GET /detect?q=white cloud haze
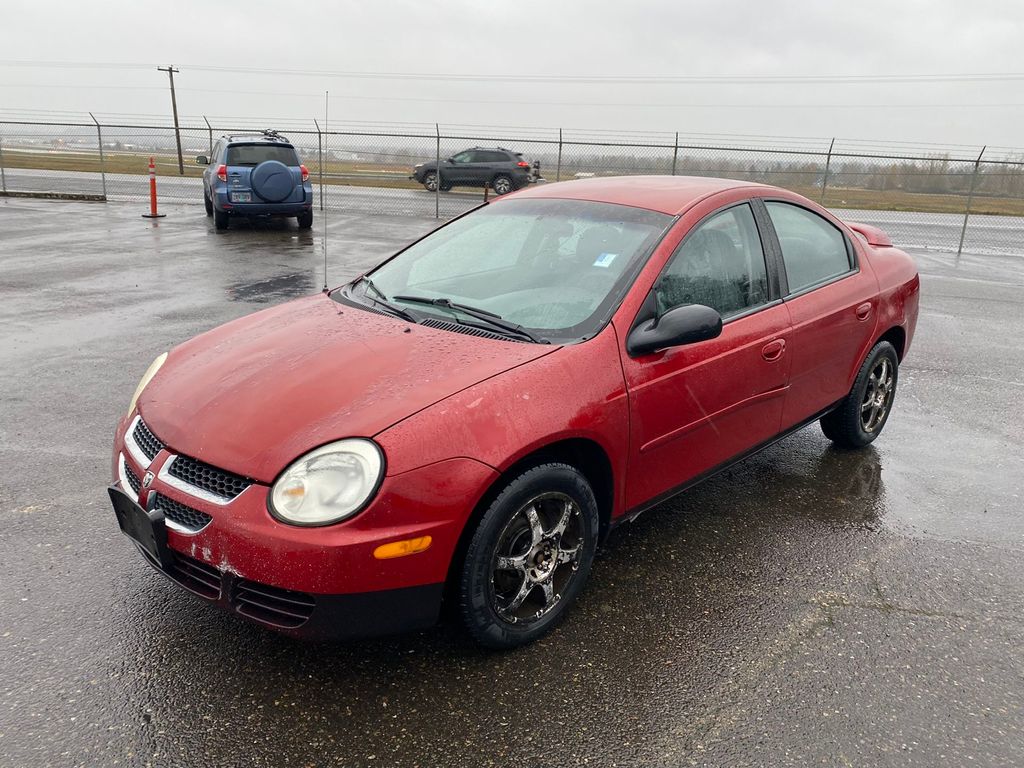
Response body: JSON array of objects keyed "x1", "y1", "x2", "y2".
[{"x1": 2, "y1": 0, "x2": 1023, "y2": 148}]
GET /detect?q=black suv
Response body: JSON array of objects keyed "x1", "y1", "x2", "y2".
[{"x1": 411, "y1": 147, "x2": 537, "y2": 195}]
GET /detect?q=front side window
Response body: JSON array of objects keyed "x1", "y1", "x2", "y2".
[
  {"x1": 655, "y1": 203, "x2": 770, "y2": 319},
  {"x1": 766, "y1": 202, "x2": 852, "y2": 294},
  {"x1": 225, "y1": 144, "x2": 299, "y2": 167},
  {"x1": 358, "y1": 199, "x2": 673, "y2": 343}
]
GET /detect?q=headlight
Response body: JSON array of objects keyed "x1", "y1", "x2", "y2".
[
  {"x1": 127, "y1": 352, "x2": 168, "y2": 417},
  {"x1": 270, "y1": 439, "x2": 384, "y2": 526}
]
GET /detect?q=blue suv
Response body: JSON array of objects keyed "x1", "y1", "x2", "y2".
[{"x1": 197, "y1": 131, "x2": 313, "y2": 230}]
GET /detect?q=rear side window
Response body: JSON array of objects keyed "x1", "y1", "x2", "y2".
[
  {"x1": 655, "y1": 203, "x2": 770, "y2": 319},
  {"x1": 226, "y1": 144, "x2": 299, "y2": 167},
  {"x1": 480, "y1": 151, "x2": 509, "y2": 162},
  {"x1": 766, "y1": 202, "x2": 852, "y2": 294}
]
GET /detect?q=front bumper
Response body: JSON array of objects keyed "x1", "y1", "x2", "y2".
[
  {"x1": 111, "y1": 413, "x2": 498, "y2": 640},
  {"x1": 128, "y1": 532, "x2": 443, "y2": 640}
]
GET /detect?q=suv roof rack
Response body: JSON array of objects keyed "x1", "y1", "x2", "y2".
[{"x1": 222, "y1": 129, "x2": 291, "y2": 144}]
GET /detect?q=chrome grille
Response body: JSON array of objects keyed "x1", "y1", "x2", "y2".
[
  {"x1": 151, "y1": 493, "x2": 213, "y2": 533},
  {"x1": 167, "y1": 455, "x2": 251, "y2": 501},
  {"x1": 124, "y1": 462, "x2": 142, "y2": 495},
  {"x1": 133, "y1": 419, "x2": 164, "y2": 461}
]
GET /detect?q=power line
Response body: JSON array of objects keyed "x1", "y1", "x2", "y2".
[
  {"x1": 1, "y1": 59, "x2": 1024, "y2": 84},
  {"x1": 2, "y1": 84, "x2": 1023, "y2": 110}
]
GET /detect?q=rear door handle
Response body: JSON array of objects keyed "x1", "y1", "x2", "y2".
[
  {"x1": 761, "y1": 338, "x2": 786, "y2": 362},
  {"x1": 856, "y1": 302, "x2": 873, "y2": 321}
]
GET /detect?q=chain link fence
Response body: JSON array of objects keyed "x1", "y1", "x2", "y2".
[{"x1": 1, "y1": 115, "x2": 1022, "y2": 256}]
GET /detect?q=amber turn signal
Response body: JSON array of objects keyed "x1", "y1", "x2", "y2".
[{"x1": 373, "y1": 536, "x2": 432, "y2": 560}]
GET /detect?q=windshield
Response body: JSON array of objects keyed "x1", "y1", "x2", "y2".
[
  {"x1": 226, "y1": 144, "x2": 299, "y2": 166},
  {"x1": 361, "y1": 199, "x2": 673, "y2": 343}
]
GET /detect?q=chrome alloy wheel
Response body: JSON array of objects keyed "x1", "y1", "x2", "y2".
[
  {"x1": 861, "y1": 357, "x2": 895, "y2": 433},
  {"x1": 491, "y1": 176, "x2": 513, "y2": 195},
  {"x1": 490, "y1": 492, "x2": 585, "y2": 624}
]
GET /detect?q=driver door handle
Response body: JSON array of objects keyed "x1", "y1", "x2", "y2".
[{"x1": 761, "y1": 338, "x2": 786, "y2": 362}]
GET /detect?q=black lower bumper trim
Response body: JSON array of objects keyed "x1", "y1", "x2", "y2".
[{"x1": 131, "y1": 543, "x2": 443, "y2": 641}]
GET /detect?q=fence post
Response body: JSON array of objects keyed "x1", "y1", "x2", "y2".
[
  {"x1": 89, "y1": 112, "x2": 107, "y2": 200},
  {"x1": 671, "y1": 131, "x2": 679, "y2": 176},
  {"x1": 314, "y1": 118, "x2": 324, "y2": 212},
  {"x1": 956, "y1": 145, "x2": 986, "y2": 263},
  {"x1": 203, "y1": 115, "x2": 213, "y2": 158},
  {"x1": 0, "y1": 133, "x2": 6, "y2": 194},
  {"x1": 556, "y1": 128, "x2": 563, "y2": 182},
  {"x1": 435, "y1": 123, "x2": 440, "y2": 219},
  {"x1": 819, "y1": 137, "x2": 835, "y2": 204}
]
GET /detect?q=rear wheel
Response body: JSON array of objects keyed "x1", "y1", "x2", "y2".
[
  {"x1": 203, "y1": 190, "x2": 213, "y2": 216},
  {"x1": 297, "y1": 210, "x2": 313, "y2": 229},
  {"x1": 423, "y1": 171, "x2": 439, "y2": 192},
  {"x1": 820, "y1": 340, "x2": 899, "y2": 448},
  {"x1": 491, "y1": 175, "x2": 514, "y2": 195},
  {"x1": 458, "y1": 463, "x2": 599, "y2": 650},
  {"x1": 214, "y1": 208, "x2": 229, "y2": 231}
]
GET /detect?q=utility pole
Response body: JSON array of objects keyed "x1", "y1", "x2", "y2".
[{"x1": 158, "y1": 65, "x2": 184, "y2": 174}]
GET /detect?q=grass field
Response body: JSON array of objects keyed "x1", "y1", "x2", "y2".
[{"x1": 3, "y1": 148, "x2": 1023, "y2": 216}]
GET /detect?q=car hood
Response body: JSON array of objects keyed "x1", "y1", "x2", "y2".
[{"x1": 138, "y1": 293, "x2": 557, "y2": 483}]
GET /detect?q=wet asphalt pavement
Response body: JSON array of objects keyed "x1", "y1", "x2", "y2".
[{"x1": 1, "y1": 198, "x2": 1023, "y2": 767}]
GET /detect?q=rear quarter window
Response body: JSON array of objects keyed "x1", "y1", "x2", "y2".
[{"x1": 766, "y1": 202, "x2": 852, "y2": 294}]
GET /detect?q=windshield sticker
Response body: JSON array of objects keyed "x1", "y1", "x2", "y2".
[{"x1": 593, "y1": 253, "x2": 618, "y2": 268}]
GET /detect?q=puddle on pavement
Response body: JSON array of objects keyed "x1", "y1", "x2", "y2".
[{"x1": 227, "y1": 271, "x2": 317, "y2": 303}]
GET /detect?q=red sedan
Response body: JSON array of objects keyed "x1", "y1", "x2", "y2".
[{"x1": 109, "y1": 176, "x2": 919, "y2": 649}]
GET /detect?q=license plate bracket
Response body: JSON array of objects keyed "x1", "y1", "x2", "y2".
[
  {"x1": 108, "y1": 486, "x2": 173, "y2": 570},
  {"x1": 232, "y1": 191, "x2": 252, "y2": 203}
]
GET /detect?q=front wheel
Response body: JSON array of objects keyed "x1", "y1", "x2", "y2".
[
  {"x1": 820, "y1": 340, "x2": 899, "y2": 448},
  {"x1": 422, "y1": 171, "x2": 439, "y2": 192},
  {"x1": 458, "y1": 463, "x2": 599, "y2": 650},
  {"x1": 297, "y1": 210, "x2": 313, "y2": 229}
]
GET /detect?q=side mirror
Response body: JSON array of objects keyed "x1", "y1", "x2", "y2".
[
  {"x1": 446, "y1": 157, "x2": 455, "y2": 163},
  {"x1": 627, "y1": 303, "x2": 722, "y2": 357},
  {"x1": 195, "y1": 155, "x2": 209, "y2": 165}
]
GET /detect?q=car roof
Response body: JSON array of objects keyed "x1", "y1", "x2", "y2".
[{"x1": 509, "y1": 175, "x2": 770, "y2": 216}]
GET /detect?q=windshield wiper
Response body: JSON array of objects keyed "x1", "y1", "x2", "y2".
[
  {"x1": 352, "y1": 276, "x2": 419, "y2": 323},
  {"x1": 392, "y1": 295, "x2": 546, "y2": 343}
]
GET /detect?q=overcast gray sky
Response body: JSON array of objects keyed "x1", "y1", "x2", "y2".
[{"x1": 2, "y1": 0, "x2": 1023, "y2": 150}]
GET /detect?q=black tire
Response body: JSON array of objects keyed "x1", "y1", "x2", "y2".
[
  {"x1": 440, "y1": 182, "x2": 452, "y2": 192},
  {"x1": 204, "y1": 190, "x2": 213, "y2": 216},
  {"x1": 297, "y1": 210, "x2": 313, "y2": 230},
  {"x1": 214, "y1": 208, "x2": 229, "y2": 231},
  {"x1": 491, "y1": 174, "x2": 514, "y2": 195},
  {"x1": 458, "y1": 463, "x2": 599, "y2": 650},
  {"x1": 820, "y1": 340, "x2": 899, "y2": 448},
  {"x1": 423, "y1": 171, "x2": 439, "y2": 192}
]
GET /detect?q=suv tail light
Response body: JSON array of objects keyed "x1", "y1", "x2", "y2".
[
  {"x1": 300, "y1": 164, "x2": 309, "y2": 182},
  {"x1": 216, "y1": 164, "x2": 227, "y2": 182},
  {"x1": 516, "y1": 161, "x2": 530, "y2": 168}
]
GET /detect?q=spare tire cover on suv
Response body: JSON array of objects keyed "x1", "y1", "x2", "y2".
[{"x1": 250, "y1": 160, "x2": 295, "y2": 203}]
